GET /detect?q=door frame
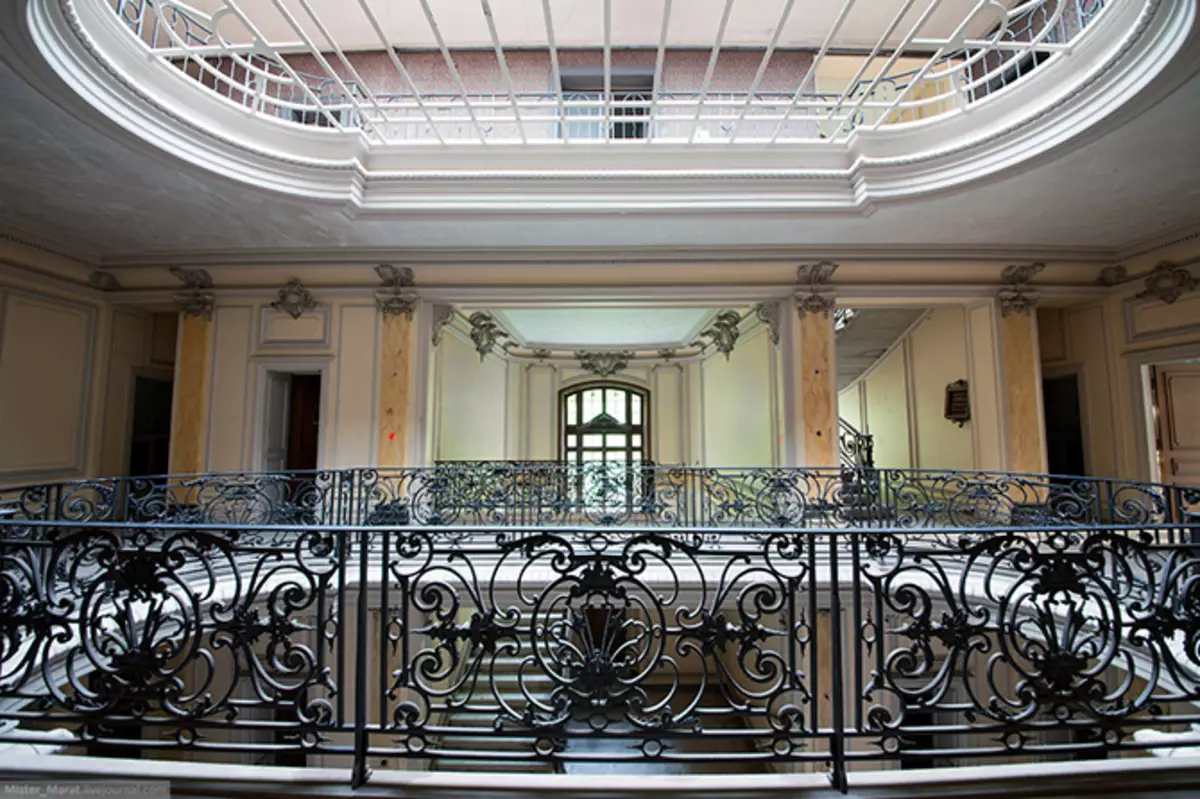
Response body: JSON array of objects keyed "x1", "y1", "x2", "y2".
[
  {"x1": 1125, "y1": 341, "x2": 1200, "y2": 483},
  {"x1": 251, "y1": 356, "x2": 332, "y2": 473},
  {"x1": 1040, "y1": 363, "x2": 1091, "y2": 478}
]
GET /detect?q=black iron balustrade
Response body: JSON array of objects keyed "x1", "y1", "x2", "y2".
[
  {"x1": 1, "y1": 510, "x2": 1200, "y2": 788},
  {"x1": 2, "y1": 465, "x2": 1196, "y2": 531},
  {"x1": 838, "y1": 419, "x2": 875, "y2": 469}
]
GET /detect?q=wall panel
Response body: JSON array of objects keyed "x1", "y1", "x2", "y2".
[{"x1": 207, "y1": 306, "x2": 253, "y2": 472}]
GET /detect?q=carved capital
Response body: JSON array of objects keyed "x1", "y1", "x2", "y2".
[
  {"x1": 794, "y1": 261, "x2": 838, "y2": 319},
  {"x1": 170, "y1": 267, "x2": 214, "y2": 319},
  {"x1": 577, "y1": 350, "x2": 634, "y2": 377},
  {"x1": 374, "y1": 265, "x2": 419, "y2": 318},
  {"x1": 375, "y1": 264, "x2": 415, "y2": 288},
  {"x1": 998, "y1": 261, "x2": 1044, "y2": 316},
  {"x1": 657, "y1": 348, "x2": 678, "y2": 361},
  {"x1": 1137, "y1": 262, "x2": 1198, "y2": 304},
  {"x1": 271, "y1": 279, "x2": 319, "y2": 319}
]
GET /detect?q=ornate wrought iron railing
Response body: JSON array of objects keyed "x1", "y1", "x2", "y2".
[
  {"x1": 838, "y1": 420, "x2": 875, "y2": 470},
  {"x1": 1, "y1": 508, "x2": 1198, "y2": 787},
  {"x1": 2, "y1": 465, "x2": 1196, "y2": 531}
]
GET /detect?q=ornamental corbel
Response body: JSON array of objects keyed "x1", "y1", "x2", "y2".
[
  {"x1": 997, "y1": 262, "x2": 1044, "y2": 317},
  {"x1": 169, "y1": 267, "x2": 215, "y2": 320},
  {"x1": 752, "y1": 301, "x2": 781, "y2": 346},
  {"x1": 431, "y1": 304, "x2": 455, "y2": 346},
  {"x1": 1136, "y1": 262, "x2": 1198, "y2": 304},
  {"x1": 88, "y1": 271, "x2": 120, "y2": 291},
  {"x1": 794, "y1": 261, "x2": 838, "y2": 318},
  {"x1": 577, "y1": 350, "x2": 633, "y2": 377},
  {"x1": 271, "y1": 278, "x2": 320, "y2": 319},
  {"x1": 468, "y1": 311, "x2": 510, "y2": 360},
  {"x1": 692, "y1": 309, "x2": 743, "y2": 359},
  {"x1": 374, "y1": 264, "x2": 419, "y2": 319}
]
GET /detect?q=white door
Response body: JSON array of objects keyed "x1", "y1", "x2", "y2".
[{"x1": 262, "y1": 371, "x2": 292, "y2": 473}]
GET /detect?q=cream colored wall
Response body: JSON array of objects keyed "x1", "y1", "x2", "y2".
[
  {"x1": 504, "y1": 358, "x2": 694, "y2": 465},
  {"x1": 839, "y1": 308, "x2": 977, "y2": 470},
  {"x1": 700, "y1": 326, "x2": 780, "y2": 467},
  {"x1": 432, "y1": 330, "x2": 507, "y2": 461},
  {"x1": 200, "y1": 299, "x2": 386, "y2": 472}
]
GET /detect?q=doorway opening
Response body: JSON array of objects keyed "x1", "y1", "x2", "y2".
[
  {"x1": 1150, "y1": 362, "x2": 1200, "y2": 488},
  {"x1": 262, "y1": 371, "x2": 322, "y2": 473},
  {"x1": 1042, "y1": 373, "x2": 1086, "y2": 478},
  {"x1": 127, "y1": 374, "x2": 173, "y2": 477}
]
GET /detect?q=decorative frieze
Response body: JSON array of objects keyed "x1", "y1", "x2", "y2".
[
  {"x1": 794, "y1": 261, "x2": 838, "y2": 318},
  {"x1": 374, "y1": 264, "x2": 419, "y2": 318},
  {"x1": 271, "y1": 278, "x2": 319, "y2": 319},
  {"x1": 468, "y1": 311, "x2": 510, "y2": 360},
  {"x1": 576, "y1": 350, "x2": 634, "y2": 377},
  {"x1": 997, "y1": 262, "x2": 1044, "y2": 317},
  {"x1": 169, "y1": 267, "x2": 215, "y2": 320}
]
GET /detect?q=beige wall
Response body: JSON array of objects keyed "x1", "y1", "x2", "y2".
[
  {"x1": 432, "y1": 330, "x2": 507, "y2": 461},
  {"x1": 839, "y1": 308, "x2": 977, "y2": 471},
  {"x1": 701, "y1": 326, "x2": 780, "y2": 467}
]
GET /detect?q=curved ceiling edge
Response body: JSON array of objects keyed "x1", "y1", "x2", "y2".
[{"x1": 2, "y1": 0, "x2": 1197, "y2": 214}]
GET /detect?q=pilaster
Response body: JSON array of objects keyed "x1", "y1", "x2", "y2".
[
  {"x1": 998, "y1": 310, "x2": 1048, "y2": 474},
  {"x1": 168, "y1": 312, "x2": 213, "y2": 475},
  {"x1": 377, "y1": 312, "x2": 413, "y2": 468}
]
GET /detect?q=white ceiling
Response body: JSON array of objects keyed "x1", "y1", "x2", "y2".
[
  {"x1": 497, "y1": 307, "x2": 713, "y2": 347},
  {"x1": 189, "y1": 0, "x2": 1010, "y2": 52},
  {"x1": 0, "y1": 57, "x2": 1199, "y2": 262}
]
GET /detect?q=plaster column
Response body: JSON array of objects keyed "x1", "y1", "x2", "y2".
[
  {"x1": 168, "y1": 312, "x2": 213, "y2": 475},
  {"x1": 377, "y1": 312, "x2": 413, "y2": 468},
  {"x1": 998, "y1": 309, "x2": 1047, "y2": 474}
]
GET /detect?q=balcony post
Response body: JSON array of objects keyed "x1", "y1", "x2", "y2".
[{"x1": 167, "y1": 307, "x2": 213, "y2": 475}]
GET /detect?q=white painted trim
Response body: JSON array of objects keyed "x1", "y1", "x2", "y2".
[
  {"x1": 1125, "y1": 340, "x2": 1200, "y2": 482},
  {"x1": 249, "y1": 355, "x2": 333, "y2": 472}
]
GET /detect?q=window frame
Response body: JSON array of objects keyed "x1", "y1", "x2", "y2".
[{"x1": 558, "y1": 381, "x2": 652, "y2": 467}]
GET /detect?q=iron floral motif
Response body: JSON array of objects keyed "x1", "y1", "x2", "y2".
[
  {"x1": 576, "y1": 350, "x2": 634, "y2": 377},
  {"x1": 468, "y1": 312, "x2": 510, "y2": 360},
  {"x1": 794, "y1": 261, "x2": 838, "y2": 318},
  {"x1": 693, "y1": 309, "x2": 743, "y2": 359},
  {"x1": 375, "y1": 264, "x2": 419, "y2": 319},
  {"x1": 169, "y1": 267, "x2": 215, "y2": 320},
  {"x1": 271, "y1": 279, "x2": 320, "y2": 319},
  {"x1": 998, "y1": 262, "x2": 1045, "y2": 317},
  {"x1": 1137, "y1": 262, "x2": 1198, "y2": 304}
]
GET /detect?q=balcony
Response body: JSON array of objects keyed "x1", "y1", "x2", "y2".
[
  {"x1": 105, "y1": 0, "x2": 1111, "y2": 145},
  {"x1": 1, "y1": 465, "x2": 1199, "y2": 791}
]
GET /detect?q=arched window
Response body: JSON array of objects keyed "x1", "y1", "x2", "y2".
[{"x1": 560, "y1": 382, "x2": 649, "y2": 467}]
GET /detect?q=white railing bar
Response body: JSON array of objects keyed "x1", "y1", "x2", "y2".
[
  {"x1": 686, "y1": 0, "x2": 735, "y2": 145},
  {"x1": 726, "y1": 0, "x2": 797, "y2": 143},
  {"x1": 823, "y1": 0, "x2": 942, "y2": 141},
  {"x1": 603, "y1": 0, "x2": 612, "y2": 142},
  {"x1": 479, "y1": 0, "x2": 528, "y2": 145},
  {"x1": 354, "y1": 0, "x2": 450, "y2": 144},
  {"x1": 414, "y1": 0, "x2": 490, "y2": 144},
  {"x1": 294, "y1": 0, "x2": 394, "y2": 141},
  {"x1": 912, "y1": 38, "x2": 1073, "y2": 52},
  {"x1": 149, "y1": 42, "x2": 306, "y2": 56},
  {"x1": 540, "y1": 0, "x2": 569, "y2": 143},
  {"x1": 265, "y1": 0, "x2": 382, "y2": 144},
  {"x1": 767, "y1": 0, "x2": 859, "y2": 144},
  {"x1": 644, "y1": 0, "x2": 673, "y2": 144},
  {"x1": 860, "y1": 0, "x2": 986, "y2": 134}
]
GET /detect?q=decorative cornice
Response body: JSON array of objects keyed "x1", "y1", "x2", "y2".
[
  {"x1": 373, "y1": 264, "x2": 418, "y2": 318},
  {"x1": 270, "y1": 278, "x2": 319, "y2": 319},
  {"x1": 1096, "y1": 264, "x2": 1128, "y2": 286},
  {"x1": 794, "y1": 261, "x2": 838, "y2": 318},
  {"x1": 576, "y1": 350, "x2": 634, "y2": 378},
  {"x1": 530, "y1": 348, "x2": 551, "y2": 360},
  {"x1": 692, "y1": 309, "x2": 743, "y2": 359},
  {"x1": 997, "y1": 262, "x2": 1044, "y2": 316},
  {"x1": 169, "y1": 267, "x2": 214, "y2": 319},
  {"x1": 1136, "y1": 262, "x2": 1198, "y2": 304},
  {"x1": 657, "y1": 348, "x2": 678, "y2": 361},
  {"x1": 430, "y1": 304, "x2": 455, "y2": 346},
  {"x1": 467, "y1": 311, "x2": 510, "y2": 360}
]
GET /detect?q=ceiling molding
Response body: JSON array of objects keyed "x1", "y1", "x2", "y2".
[
  {"x1": 1116, "y1": 219, "x2": 1200, "y2": 261},
  {"x1": 5, "y1": 0, "x2": 1195, "y2": 222}
]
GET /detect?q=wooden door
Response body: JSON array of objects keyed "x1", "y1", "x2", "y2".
[{"x1": 1156, "y1": 364, "x2": 1200, "y2": 487}]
